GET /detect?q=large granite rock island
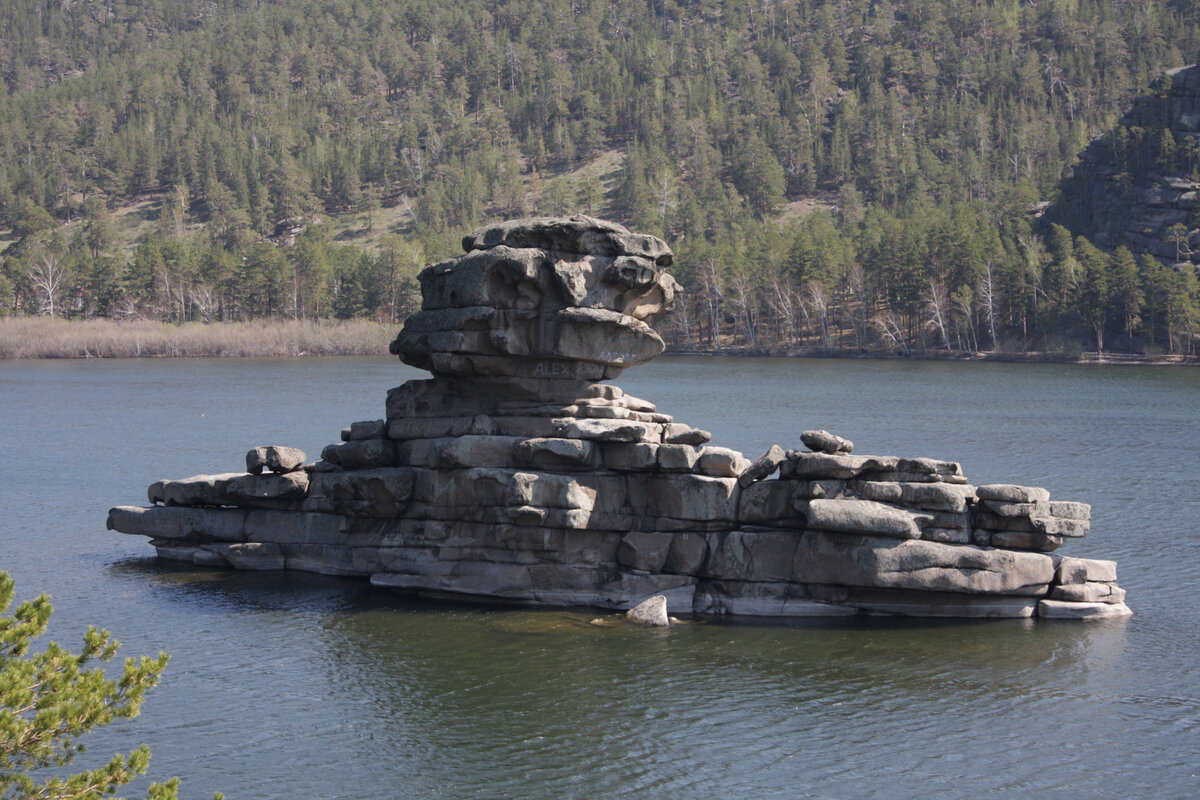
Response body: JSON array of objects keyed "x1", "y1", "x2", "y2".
[{"x1": 108, "y1": 215, "x2": 1131, "y2": 622}]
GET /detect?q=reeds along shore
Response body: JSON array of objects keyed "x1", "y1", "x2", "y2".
[
  {"x1": 2, "y1": 316, "x2": 1195, "y2": 364},
  {"x1": 0, "y1": 317, "x2": 395, "y2": 358}
]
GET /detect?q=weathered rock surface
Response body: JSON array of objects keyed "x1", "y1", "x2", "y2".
[
  {"x1": 108, "y1": 217, "x2": 1129, "y2": 622},
  {"x1": 801, "y1": 430, "x2": 854, "y2": 454},
  {"x1": 246, "y1": 446, "x2": 307, "y2": 475},
  {"x1": 626, "y1": 595, "x2": 670, "y2": 626},
  {"x1": 1050, "y1": 64, "x2": 1200, "y2": 269},
  {"x1": 389, "y1": 214, "x2": 679, "y2": 380}
]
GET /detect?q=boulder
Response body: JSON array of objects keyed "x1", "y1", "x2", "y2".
[
  {"x1": 463, "y1": 215, "x2": 673, "y2": 266},
  {"x1": 703, "y1": 530, "x2": 800, "y2": 582},
  {"x1": 851, "y1": 481, "x2": 974, "y2": 513},
  {"x1": 655, "y1": 443, "x2": 700, "y2": 472},
  {"x1": 803, "y1": 498, "x2": 926, "y2": 539},
  {"x1": 598, "y1": 442, "x2": 660, "y2": 470},
  {"x1": 976, "y1": 484, "x2": 1051, "y2": 504},
  {"x1": 1048, "y1": 582, "x2": 1127, "y2": 604},
  {"x1": 737, "y1": 480, "x2": 799, "y2": 524},
  {"x1": 697, "y1": 447, "x2": 751, "y2": 478},
  {"x1": 664, "y1": 533, "x2": 708, "y2": 575},
  {"x1": 321, "y1": 468, "x2": 415, "y2": 517},
  {"x1": 514, "y1": 437, "x2": 596, "y2": 469},
  {"x1": 793, "y1": 533, "x2": 1057, "y2": 596},
  {"x1": 246, "y1": 445, "x2": 307, "y2": 474},
  {"x1": 391, "y1": 216, "x2": 678, "y2": 379},
  {"x1": 342, "y1": 420, "x2": 387, "y2": 441},
  {"x1": 321, "y1": 439, "x2": 395, "y2": 470},
  {"x1": 663, "y1": 423, "x2": 712, "y2": 445},
  {"x1": 1056, "y1": 557, "x2": 1118, "y2": 585},
  {"x1": 224, "y1": 472, "x2": 310, "y2": 505},
  {"x1": 737, "y1": 445, "x2": 787, "y2": 487},
  {"x1": 555, "y1": 418, "x2": 659, "y2": 443},
  {"x1": 148, "y1": 472, "x2": 309, "y2": 508},
  {"x1": 988, "y1": 531, "x2": 1065, "y2": 552},
  {"x1": 625, "y1": 595, "x2": 670, "y2": 626},
  {"x1": 1049, "y1": 501, "x2": 1091, "y2": 520},
  {"x1": 642, "y1": 475, "x2": 739, "y2": 521},
  {"x1": 783, "y1": 452, "x2": 898, "y2": 480},
  {"x1": 801, "y1": 429, "x2": 854, "y2": 454},
  {"x1": 617, "y1": 532, "x2": 673, "y2": 572}
]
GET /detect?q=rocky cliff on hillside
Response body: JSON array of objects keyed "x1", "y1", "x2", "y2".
[
  {"x1": 107, "y1": 215, "x2": 1131, "y2": 622},
  {"x1": 1051, "y1": 64, "x2": 1200, "y2": 266}
]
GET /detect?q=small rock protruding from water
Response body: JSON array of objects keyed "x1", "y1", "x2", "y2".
[
  {"x1": 245, "y1": 445, "x2": 307, "y2": 475},
  {"x1": 626, "y1": 595, "x2": 670, "y2": 626},
  {"x1": 801, "y1": 430, "x2": 854, "y2": 455}
]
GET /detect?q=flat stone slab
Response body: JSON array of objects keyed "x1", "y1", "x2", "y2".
[
  {"x1": 1056, "y1": 557, "x2": 1118, "y2": 584},
  {"x1": 148, "y1": 472, "x2": 309, "y2": 508},
  {"x1": 804, "y1": 498, "x2": 925, "y2": 539},
  {"x1": 1037, "y1": 599, "x2": 1133, "y2": 620},
  {"x1": 977, "y1": 484, "x2": 1051, "y2": 504},
  {"x1": 793, "y1": 533, "x2": 1056, "y2": 596},
  {"x1": 108, "y1": 504, "x2": 247, "y2": 541}
]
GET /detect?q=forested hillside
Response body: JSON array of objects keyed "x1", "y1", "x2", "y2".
[{"x1": 2, "y1": 0, "x2": 1199, "y2": 356}]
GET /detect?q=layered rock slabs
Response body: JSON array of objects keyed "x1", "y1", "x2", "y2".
[
  {"x1": 107, "y1": 215, "x2": 1130, "y2": 621},
  {"x1": 390, "y1": 214, "x2": 678, "y2": 380}
]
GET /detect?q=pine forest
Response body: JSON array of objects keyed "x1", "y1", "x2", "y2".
[{"x1": 2, "y1": 0, "x2": 1199, "y2": 357}]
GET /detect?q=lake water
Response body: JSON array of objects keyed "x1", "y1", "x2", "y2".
[{"x1": 1, "y1": 355, "x2": 1197, "y2": 799}]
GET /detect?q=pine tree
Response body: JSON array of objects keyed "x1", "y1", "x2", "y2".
[
  {"x1": 1109, "y1": 246, "x2": 1143, "y2": 351},
  {"x1": 0, "y1": 571, "x2": 219, "y2": 800},
  {"x1": 1076, "y1": 236, "x2": 1111, "y2": 353}
]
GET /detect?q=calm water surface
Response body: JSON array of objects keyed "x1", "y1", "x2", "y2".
[{"x1": 1, "y1": 355, "x2": 1197, "y2": 799}]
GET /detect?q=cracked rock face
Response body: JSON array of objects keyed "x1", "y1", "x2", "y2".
[
  {"x1": 389, "y1": 215, "x2": 679, "y2": 381},
  {"x1": 1051, "y1": 64, "x2": 1200, "y2": 267}
]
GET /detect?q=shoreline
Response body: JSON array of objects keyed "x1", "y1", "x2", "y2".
[
  {"x1": 663, "y1": 347, "x2": 1199, "y2": 367},
  {"x1": 0, "y1": 317, "x2": 1195, "y2": 365}
]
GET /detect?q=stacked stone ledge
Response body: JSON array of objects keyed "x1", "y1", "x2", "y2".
[{"x1": 106, "y1": 216, "x2": 1130, "y2": 622}]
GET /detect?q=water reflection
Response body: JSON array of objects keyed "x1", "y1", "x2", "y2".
[
  {"x1": 6, "y1": 356, "x2": 1197, "y2": 799},
  {"x1": 116, "y1": 558, "x2": 1139, "y2": 799}
]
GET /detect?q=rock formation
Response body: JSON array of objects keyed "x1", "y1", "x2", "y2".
[
  {"x1": 108, "y1": 215, "x2": 1131, "y2": 621},
  {"x1": 1050, "y1": 64, "x2": 1200, "y2": 267}
]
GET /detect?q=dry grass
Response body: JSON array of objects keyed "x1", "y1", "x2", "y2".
[{"x1": 0, "y1": 317, "x2": 396, "y2": 359}]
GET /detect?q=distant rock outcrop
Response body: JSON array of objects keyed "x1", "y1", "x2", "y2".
[
  {"x1": 1050, "y1": 64, "x2": 1200, "y2": 267},
  {"x1": 108, "y1": 215, "x2": 1130, "y2": 621}
]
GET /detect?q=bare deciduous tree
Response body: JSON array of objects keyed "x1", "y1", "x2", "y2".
[
  {"x1": 27, "y1": 252, "x2": 70, "y2": 317},
  {"x1": 874, "y1": 312, "x2": 910, "y2": 355},
  {"x1": 926, "y1": 278, "x2": 952, "y2": 353},
  {"x1": 807, "y1": 281, "x2": 830, "y2": 347},
  {"x1": 189, "y1": 284, "x2": 219, "y2": 323},
  {"x1": 698, "y1": 256, "x2": 723, "y2": 346},
  {"x1": 767, "y1": 278, "x2": 799, "y2": 347},
  {"x1": 979, "y1": 263, "x2": 999, "y2": 350},
  {"x1": 727, "y1": 267, "x2": 758, "y2": 347}
]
